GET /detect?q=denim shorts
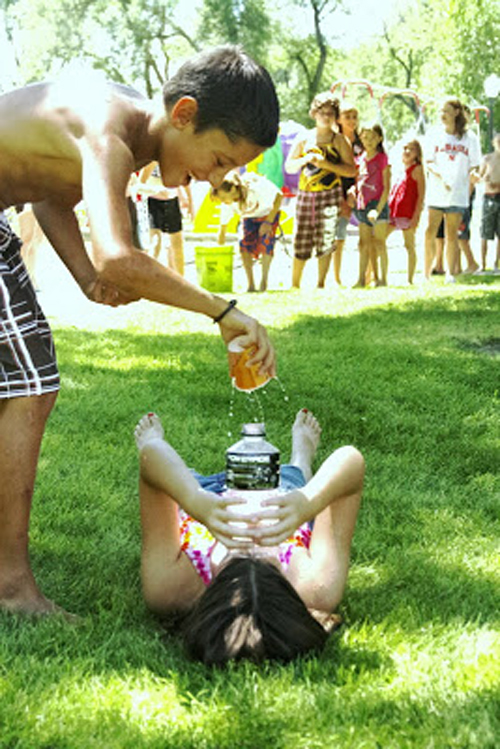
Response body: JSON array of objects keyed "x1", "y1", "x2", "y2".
[
  {"x1": 192, "y1": 465, "x2": 306, "y2": 494},
  {"x1": 355, "y1": 200, "x2": 389, "y2": 226}
]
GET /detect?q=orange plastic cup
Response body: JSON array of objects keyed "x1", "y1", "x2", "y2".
[{"x1": 228, "y1": 341, "x2": 271, "y2": 392}]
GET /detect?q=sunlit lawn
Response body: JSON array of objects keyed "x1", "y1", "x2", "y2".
[{"x1": 0, "y1": 278, "x2": 499, "y2": 748}]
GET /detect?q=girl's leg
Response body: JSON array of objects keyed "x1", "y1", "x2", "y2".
[
  {"x1": 291, "y1": 446, "x2": 364, "y2": 612},
  {"x1": 495, "y1": 238, "x2": 500, "y2": 270},
  {"x1": 402, "y1": 228, "x2": 417, "y2": 284},
  {"x1": 354, "y1": 224, "x2": 370, "y2": 287},
  {"x1": 444, "y1": 212, "x2": 462, "y2": 278},
  {"x1": 135, "y1": 417, "x2": 204, "y2": 614},
  {"x1": 259, "y1": 253, "x2": 273, "y2": 292},
  {"x1": 333, "y1": 240, "x2": 345, "y2": 285},
  {"x1": 424, "y1": 209, "x2": 443, "y2": 279},
  {"x1": 367, "y1": 228, "x2": 379, "y2": 284},
  {"x1": 374, "y1": 223, "x2": 388, "y2": 285},
  {"x1": 241, "y1": 252, "x2": 256, "y2": 292}
]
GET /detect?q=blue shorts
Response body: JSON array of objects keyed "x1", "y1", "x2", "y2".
[
  {"x1": 192, "y1": 465, "x2": 306, "y2": 494},
  {"x1": 355, "y1": 200, "x2": 389, "y2": 226}
]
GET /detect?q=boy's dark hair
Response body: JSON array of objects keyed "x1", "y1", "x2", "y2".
[
  {"x1": 163, "y1": 46, "x2": 279, "y2": 148},
  {"x1": 182, "y1": 556, "x2": 329, "y2": 665}
]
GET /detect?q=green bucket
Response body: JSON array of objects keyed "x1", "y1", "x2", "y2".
[{"x1": 195, "y1": 245, "x2": 234, "y2": 293}]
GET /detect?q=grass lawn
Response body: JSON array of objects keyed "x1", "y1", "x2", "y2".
[{"x1": 0, "y1": 279, "x2": 499, "y2": 748}]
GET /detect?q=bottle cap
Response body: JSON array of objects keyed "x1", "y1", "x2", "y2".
[{"x1": 241, "y1": 422, "x2": 265, "y2": 436}]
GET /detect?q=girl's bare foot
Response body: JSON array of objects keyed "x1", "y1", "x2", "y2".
[
  {"x1": 290, "y1": 409, "x2": 322, "y2": 481},
  {"x1": 134, "y1": 412, "x2": 165, "y2": 450}
]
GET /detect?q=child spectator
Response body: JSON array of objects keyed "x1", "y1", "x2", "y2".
[
  {"x1": 352, "y1": 124, "x2": 391, "y2": 287},
  {"x1": 478, "y1": 133, "x2": 500, "y2": 272},
  {"x1": 335, "y1": 102, "x2": 363, "y2": 285},
  {"x1": 212, "y1": 170, "x2": 282, "y2": 292},
  {"x1": 138, "y1": 162, "x2": 193, "y2": 276},
  {"x1": 285, "y1": 93, "x2": 356, "y2": 289},
  {"x1": 424, "y1": 99, "x2": 481, "y2": 281},
  {"x1": 387, "y1": 140, "x2": 425, "y2": 284}
]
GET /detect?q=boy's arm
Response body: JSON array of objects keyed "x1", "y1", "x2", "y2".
[
  {"x1": 79, "y1": 133, "x2": 276, "y2": 373},
  {"x1": 32, "y1": 199, "x2": 132, "y2": 306}
]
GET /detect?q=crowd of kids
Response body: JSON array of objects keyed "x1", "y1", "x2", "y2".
[{"x1": 210, "y1": 96, "x2": 496, "y2": 289}]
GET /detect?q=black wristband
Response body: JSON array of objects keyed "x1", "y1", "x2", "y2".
[{"x1": 213, "y1": 299, "x2": 237, "y2": 324}]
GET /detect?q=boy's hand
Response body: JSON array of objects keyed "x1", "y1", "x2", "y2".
[
  {"x1": 218, "y1": 307, "x2": 276, "y2": 377},
  {"x1": 84, "y1": 278, "x2": 137, "y2": 306},
  {"x1": 252, "y1": 489, "x2": 309, "y2": 547}
]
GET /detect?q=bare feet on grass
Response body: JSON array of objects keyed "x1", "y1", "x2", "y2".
[
  {"x1": 134, "y1": 412, "x2": 165, "y2": 451},
  {"x1": 0, "y1": 571, "x2": 78, "y2": 621},
  {"x1": 290, "y1": 409, "x2": 322, "y2": 482}
]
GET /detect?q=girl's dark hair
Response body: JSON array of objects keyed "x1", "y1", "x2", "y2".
[
  {"x1": 445, "y1": 99, "x2": 467, "y2": 139},
  {"x1": 182, "y1": 556, "x2": 329, "y2": 665},
  {"x1": 362, "y1": 123, "x2": 385, "y2": 153},
  {"x1": 406, "y1": 139, "x2": 423, "y2": 164},
  {"x1": 163, "y1": 45, "x2": 279, "y2": 148}
]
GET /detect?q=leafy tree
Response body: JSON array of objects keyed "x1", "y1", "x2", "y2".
[
  {"x1": 2, "y1": 0, "x2": 199, "y2": 95},
  {"x1": 197, "y1": 0, "x2": 273, "y2": 64}
]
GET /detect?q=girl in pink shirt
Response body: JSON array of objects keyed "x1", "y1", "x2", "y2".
[{"x1": 352, "y1": 124, "x2": 391, "y2": 287}]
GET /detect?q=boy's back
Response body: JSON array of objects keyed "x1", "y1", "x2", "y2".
[{"x1": 0, "y1": 78, "x2": 149, "y2": 211}]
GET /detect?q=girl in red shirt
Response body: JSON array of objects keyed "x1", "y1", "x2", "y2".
[{"x1": 388, "y1": 140, "x2": 426, "y2": 284}]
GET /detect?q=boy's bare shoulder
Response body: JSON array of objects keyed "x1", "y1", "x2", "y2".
[{"x1": 0, "y1": 76, "x2": 149, "y2": 143}]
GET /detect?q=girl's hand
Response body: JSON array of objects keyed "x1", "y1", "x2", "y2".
[
  {"x1": 258, "y1": 221, "x2": 272, "y2": 237},
  {"x1": 367, "y1": 209, "x2": 378, "y2": 225},
  {"x1": 190, "y1": 490, "x2": 256, "y2": 549},
  {"x1": 251, "y1": 489, "x2": 309, "y2": 547}
]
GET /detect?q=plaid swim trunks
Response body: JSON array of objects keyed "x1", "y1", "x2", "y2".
[
  {"x1": 293, "y1": 186, "x2": 342, "y2": 260},
  {"x1": 0, "y1": 213, "x2": 60, "y2": 398}
]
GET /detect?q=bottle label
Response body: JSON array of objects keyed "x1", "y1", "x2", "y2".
[{"x1": 226, "y1": 453, "x2": 280, "y2": 490}]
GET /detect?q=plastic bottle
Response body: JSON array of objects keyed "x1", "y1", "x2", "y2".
[{"x1": 225, "y1": 422, "x2": 280, "y2": 490}]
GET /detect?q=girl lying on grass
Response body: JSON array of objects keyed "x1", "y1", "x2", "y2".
[{"x1": 134, "y1": 409, "x2": 364, "y2": 665}]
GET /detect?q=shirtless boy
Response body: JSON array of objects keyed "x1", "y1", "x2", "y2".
[
  {"x1": 0, "y1": 45, "x2": 279, "y2": 615},
  {"x1": 478, "y1": 134, "x2": 500, "y2": 272}
]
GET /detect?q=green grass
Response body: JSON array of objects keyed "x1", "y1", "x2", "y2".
[{"x1": 1, "y1": 282, "x2": 499, "y2": 748}]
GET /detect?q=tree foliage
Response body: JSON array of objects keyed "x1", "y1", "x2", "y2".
[{"x1": 1, "y1": 0, "x2": 499, "y2": 138}]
